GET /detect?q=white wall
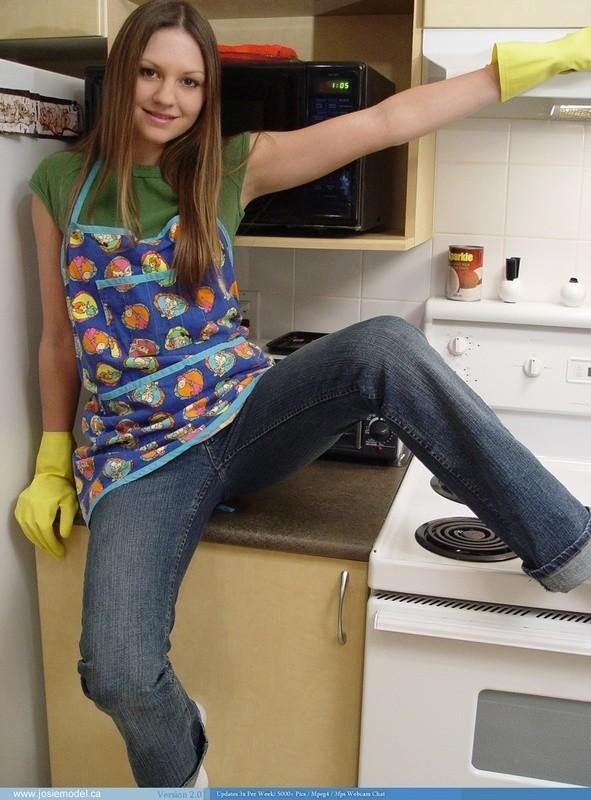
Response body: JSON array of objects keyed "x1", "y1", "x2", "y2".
[{"x1": 239, "y1": 117, "x2": 591, "y2": 340}]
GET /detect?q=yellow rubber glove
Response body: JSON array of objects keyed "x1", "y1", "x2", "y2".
[
  {"x1": 14, "y1": 432, "x2": 79, "y2": 560},
  {"x1": 492, "y1": 27, "x2": 591, "y2": 102}
]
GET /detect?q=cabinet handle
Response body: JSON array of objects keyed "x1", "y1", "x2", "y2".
[{"x1": 337, "y1": 570, "x2": 349, "y2": 645}]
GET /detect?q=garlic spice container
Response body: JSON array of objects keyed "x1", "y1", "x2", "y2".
[{"x1": 446, "y1": 245, "x2": 484, "y2": 301}]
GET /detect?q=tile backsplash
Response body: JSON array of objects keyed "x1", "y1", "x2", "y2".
[
  {"x1": 431, "y1": 117, "x2": 591, "y2": 304},
  {"x1": 236, "y1": 117, "x2": 591, "y2": 340},
  {"x1": 234, "y1": 242, "x2": 431, "y2": 341}
]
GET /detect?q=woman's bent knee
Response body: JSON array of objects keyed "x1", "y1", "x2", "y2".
[
  {"x1": 78, "y1": 656, "x2": 168, "y2": 713},
  {"x1": 345, "y1": 315, "x2": 429, "y2": 367}
]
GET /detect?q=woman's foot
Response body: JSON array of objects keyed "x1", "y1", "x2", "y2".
[{"x1": 194, "y1": 765, "x2": 208, "y2": 788}]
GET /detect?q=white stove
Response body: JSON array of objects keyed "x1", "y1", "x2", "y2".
[
  {"x1": 358, "y1": 298, "x2": 591, "y2": 788},
  {"x1": 370, "y1": 455, "x2": 591, "y2": 613}
]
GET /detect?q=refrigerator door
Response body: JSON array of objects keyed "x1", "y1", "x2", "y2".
[{"x1": 0, "y1": 58, "x2": 83, "y2": 787}]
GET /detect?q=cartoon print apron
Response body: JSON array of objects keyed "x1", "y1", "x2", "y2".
[{"x1": 62, "y1": 162, "x2": 272, "y2": 525}]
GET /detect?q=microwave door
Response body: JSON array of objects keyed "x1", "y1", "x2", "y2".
[{"x1": 220, "y1": 61, "x2": 307, "y2": 137}]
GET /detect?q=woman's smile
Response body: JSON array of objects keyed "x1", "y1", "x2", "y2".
[{"x1": 142, "y1": 108, "x2": 180, "y2": 124}]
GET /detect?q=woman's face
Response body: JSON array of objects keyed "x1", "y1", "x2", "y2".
[{"x1": 132, "y1": 27, "x2": 206, "y2": 164}]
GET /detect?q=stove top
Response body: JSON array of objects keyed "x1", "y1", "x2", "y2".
[
  {"x1": 415, "y1": 517, "x2": 517, "y2": 562},
  {"x1": 370, "y1": 454, "x2": 591, "y2": 613},
  {"x1": 368, "y1": 299, "x2": 591, "y2": 613}
]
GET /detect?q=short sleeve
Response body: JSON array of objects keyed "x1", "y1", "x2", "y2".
[
  {"x1": 29, "y1": 150, "x2": 83, "y2": 234},
  {"x1": 29, "y1": 157, "x2": 56, "y2": 223}
]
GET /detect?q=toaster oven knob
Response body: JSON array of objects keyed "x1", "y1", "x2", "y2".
[
  {"x1": 448, "y1": 336, "x2": 469, "y2": 356},
  {"x1": 368, "y1": 418, "x2": 391, "y2": 442},
  {"x1": 523, "y1": 356, "x2": 544, "y2": 377}
]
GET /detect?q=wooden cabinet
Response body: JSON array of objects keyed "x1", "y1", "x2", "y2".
[
  {"x1": 36, "y1": 528, "x2": 368, "y2": 787},
  {"x1": 0, "y1": 0, "x2": 104, "y2": 39},
  {"x1": 0, "y1": 0, "x2": 134, "y2": 45},
  {"x1": 423, "y1": 0, "x2": 591, "y2": 28},
  {"x1": 0, "y1": 0, "x2": 135, "y2": 76},
  {"x1": 130, "y1": 0, "x2": 435, "y2": 252}
]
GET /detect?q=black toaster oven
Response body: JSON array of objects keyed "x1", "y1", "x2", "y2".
[{"x1": 266, "y1": 331, "x2": 410, "y2": 465}]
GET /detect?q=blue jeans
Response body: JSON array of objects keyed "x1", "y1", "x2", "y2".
[{"x1": 78, "y1": 317, "x2": 591, "y2": 787}]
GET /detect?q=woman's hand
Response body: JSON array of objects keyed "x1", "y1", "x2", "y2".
[
  {"x1": 14, "y1": 432, "x2": 79, "y2": 559},
  {"x1": 493, "y1": 27, "x2": 591, "y2": 102}
]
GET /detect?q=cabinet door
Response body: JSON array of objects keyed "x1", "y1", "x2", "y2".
[
  {"x1": 0, "y1": 0, "x2": 105, "y2": 39},
  {"x1": 174, "y1": 542, "x2": 368, "y2": 787},
  {"x1": 36, "y1": 529, "x2": 368, "y2": 787},
  {"x1": 423, "y1": 0, "x2": 591, "y2": 28}
]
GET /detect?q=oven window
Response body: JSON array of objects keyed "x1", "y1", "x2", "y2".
[{"x1": 472, "y1": 689, "x2": 591, "y2": 786}]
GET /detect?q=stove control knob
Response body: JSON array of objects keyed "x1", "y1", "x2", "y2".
[
  {"x1": 523, "y1": 357, "x2": 543, "y2": 377},
  {"x1": 448, "y1": 336, "x2": 469, "y2": 356},
  {"x1": 368, "y1": 418, "x2": 391, "y2": 441}
]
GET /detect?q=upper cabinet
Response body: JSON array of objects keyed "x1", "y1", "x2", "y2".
[
  {"x1": 423, "y1": 0, "x2": 591, "y2": 28},
  {"x1": 0, "y1": 0, "x2": 105, "y2": 38},
  {"x1": 0, "y1": 0, "x2": 135, "y2": 47},
  {"x1": 130, "y1": 0, "x2": 434, "y2": 252},
  {"x1": 0, "y1": 0, "x2": 136, "y2": 76}
]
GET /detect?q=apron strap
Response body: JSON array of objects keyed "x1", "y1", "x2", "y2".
[{"x1": 70, "y1": 161, "x2": 101, "y2": 227}]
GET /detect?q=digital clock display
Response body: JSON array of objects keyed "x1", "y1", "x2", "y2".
[{"x1": 315, "y1": 78, "x2": 351, "y2": 94}]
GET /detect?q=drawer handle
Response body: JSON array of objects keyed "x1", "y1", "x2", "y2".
[{"x1": 337, "y1": 570, "x2": 349, "y2": 645}]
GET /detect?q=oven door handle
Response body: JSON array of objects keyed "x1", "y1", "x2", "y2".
[{"x1": 374, "y1": 607, "x2": 591, "y2": 657}]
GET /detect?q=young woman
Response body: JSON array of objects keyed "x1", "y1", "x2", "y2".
[{"x1": 14, "y1": 0, "x2": 591, "y2": 788}]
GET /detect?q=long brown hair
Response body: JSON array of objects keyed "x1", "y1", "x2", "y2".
[{"x1": 72, "y1": 0, "x2": 222, "y2": 295}]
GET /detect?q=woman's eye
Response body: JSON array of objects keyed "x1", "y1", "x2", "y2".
[
  {"x1": 139, "y1": 67, "x2": 157, "y2": 78},
  {"x1": 181, "y1": 78, "x2": 199, "y2": 88}
]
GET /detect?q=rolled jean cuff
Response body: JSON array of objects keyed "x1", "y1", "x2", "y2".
[
  {"x1": 523, "y1": 507, "x2": 591, "y2": 592},
  {"x1": 181, "y1": 762, "x2": 202, "y2": 788}
]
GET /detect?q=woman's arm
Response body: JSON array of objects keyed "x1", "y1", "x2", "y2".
[
  {"x1": 32, "y1": 194, "x2": 81, "y2": 431},
  {"x1": 241, "y1": 65, "x2": 500, "y2": 207}
]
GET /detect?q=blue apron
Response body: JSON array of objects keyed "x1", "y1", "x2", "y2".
[{"x1": 63, "y1": 162, "x2": 271, "y2": 525}]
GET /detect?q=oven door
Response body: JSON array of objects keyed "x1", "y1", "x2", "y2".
[{"x1": 358, "y1": 592, "x2": 591, "y2": 787}]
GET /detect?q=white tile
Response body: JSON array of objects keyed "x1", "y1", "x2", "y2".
[
  {"x1": 430, "y1": 234, "x2": 504, "y2": 300},
  {"x1": 582, "y1": 124, "x2": 591, "y2": 166},
  {"x1": 232, "y1": 246, "x2": 250, "y2": 288},
  {"x1": 578, "y1": 168, "x2": 591, "y2": 240},
  {"x1": 503, "y1": 237, "x2": 578, "y2": 303},
  {"x1": 294, "y1": 249, "x2": 362, "y2": 298},
  {"x1": 360, "y1": 299, "x2": 424, "y2": 329},
  {"x1": 509, "y1": 120, "x2": 584, "y2": 165},
  {"x1": 258, "y1": 293, "x2": 295, "y2": 341},
  {"x1": 573, "y1": 242, "x2": 591, "y2": 305},
  {"x1": 361, "y1": 241, "x2": 432, "y2": 302},
  {"x1": 248, "y1": 248, "x2": 294, "y2": 293},
  {"x1": 294, "y1": 296, "x2": 360, "y2": 332},
  {"x1": 506, "y1": 164, "x2": 582, "y2": 239},
  {"x1": 436, "y1": 119, "x2": 510, "y2": 163},
  {"x1": 433, "y1": 162, "x2": 508, "y2": 235}
]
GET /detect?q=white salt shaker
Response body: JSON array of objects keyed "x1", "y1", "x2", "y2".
[
  {"x1": 499, "y1": 257, "x2": 524, "y2": 303},
  {"x1": 560, "y1": 277, "x2": 586, "y2": 307}
]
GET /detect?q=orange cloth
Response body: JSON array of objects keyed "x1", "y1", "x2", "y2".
[{"x1": 218, "y1": 44, "x2": 299, "y2": 61}]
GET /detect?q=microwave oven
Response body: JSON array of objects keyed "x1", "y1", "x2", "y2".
[{"x1": 84, "y1": 61, "x2": 396, "y2": 236}]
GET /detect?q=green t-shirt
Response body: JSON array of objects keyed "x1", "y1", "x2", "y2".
[{"x1": 29, "y1": 132, "x2": 250, "y2": 240}]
